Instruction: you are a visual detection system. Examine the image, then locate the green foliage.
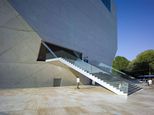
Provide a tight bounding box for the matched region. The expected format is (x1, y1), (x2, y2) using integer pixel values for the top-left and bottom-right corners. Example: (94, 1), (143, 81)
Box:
(127, 49), (154, 76)
(135, 49), (154, 63)
(112, 50), (154, 77)
(112, 56), (130, 72)
(150, 62), (154, 70)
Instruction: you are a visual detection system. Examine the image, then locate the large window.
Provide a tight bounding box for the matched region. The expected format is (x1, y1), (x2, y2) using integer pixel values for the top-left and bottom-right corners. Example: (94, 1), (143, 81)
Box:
(101, 0), (111, 12)
(37, 41), (82, 61)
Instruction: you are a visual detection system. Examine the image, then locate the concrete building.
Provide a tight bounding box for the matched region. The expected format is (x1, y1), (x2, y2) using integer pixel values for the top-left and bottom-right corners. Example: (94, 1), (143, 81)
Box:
(0, 0), (140, 95)
(9, 0), (117, 66)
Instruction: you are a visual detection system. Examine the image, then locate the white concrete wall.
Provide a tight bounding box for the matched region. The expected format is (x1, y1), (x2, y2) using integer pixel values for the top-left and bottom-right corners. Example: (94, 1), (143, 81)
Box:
(0, 0), (41, 63)
(0, 0), (90, 88)
(9, 0), (117, 66)
(0, 62), (81, 88)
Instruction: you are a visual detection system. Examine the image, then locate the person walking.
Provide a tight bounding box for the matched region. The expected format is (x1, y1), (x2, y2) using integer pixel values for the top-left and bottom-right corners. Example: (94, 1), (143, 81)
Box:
(148, 79), (152, 86)
(76, 76), (80, 89)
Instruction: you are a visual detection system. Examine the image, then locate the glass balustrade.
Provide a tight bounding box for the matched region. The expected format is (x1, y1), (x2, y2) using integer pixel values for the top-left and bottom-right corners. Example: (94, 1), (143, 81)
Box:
(64, 58), (129, 94)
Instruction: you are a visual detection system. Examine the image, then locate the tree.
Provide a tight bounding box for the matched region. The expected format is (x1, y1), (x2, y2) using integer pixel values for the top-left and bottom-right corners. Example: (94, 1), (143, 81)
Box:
(112, 56), (130, 72)
(149, 62), (154, 71)
(127, 49), (154, 76)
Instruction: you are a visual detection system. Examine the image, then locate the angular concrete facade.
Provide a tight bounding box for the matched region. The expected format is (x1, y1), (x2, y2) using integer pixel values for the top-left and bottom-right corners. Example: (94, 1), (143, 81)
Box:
(0, 0), (117, 88)
(9, 0), (117, 66)
(0, 0), (91, 88)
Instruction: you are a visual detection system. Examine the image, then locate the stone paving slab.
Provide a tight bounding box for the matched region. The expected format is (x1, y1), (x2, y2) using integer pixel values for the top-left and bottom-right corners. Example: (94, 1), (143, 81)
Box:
(0, 85), (154, 115)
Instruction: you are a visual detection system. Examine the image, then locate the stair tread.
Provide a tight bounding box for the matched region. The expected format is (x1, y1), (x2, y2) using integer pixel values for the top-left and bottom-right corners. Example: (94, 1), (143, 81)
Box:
(61, 58), (142, 95)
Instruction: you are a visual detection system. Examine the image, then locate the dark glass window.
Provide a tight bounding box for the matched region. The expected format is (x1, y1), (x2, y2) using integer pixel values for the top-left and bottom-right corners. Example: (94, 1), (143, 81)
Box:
(37, 41), (82, 61)
(101, 0), (111, 12)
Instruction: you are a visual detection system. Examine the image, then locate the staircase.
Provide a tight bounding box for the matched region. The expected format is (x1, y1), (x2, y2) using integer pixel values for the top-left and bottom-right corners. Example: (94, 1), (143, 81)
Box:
(127, 84), (142, 95)
(46, 57), (141, 96)
(93, 72), (142, 95)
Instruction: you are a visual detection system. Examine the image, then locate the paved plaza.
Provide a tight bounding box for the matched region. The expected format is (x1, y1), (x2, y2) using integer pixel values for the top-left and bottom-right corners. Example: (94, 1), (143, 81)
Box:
(0, 85), (154, 115)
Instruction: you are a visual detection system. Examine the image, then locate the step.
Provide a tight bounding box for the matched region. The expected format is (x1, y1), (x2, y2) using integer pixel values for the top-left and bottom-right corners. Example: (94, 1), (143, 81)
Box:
(46, 58), (141, 96)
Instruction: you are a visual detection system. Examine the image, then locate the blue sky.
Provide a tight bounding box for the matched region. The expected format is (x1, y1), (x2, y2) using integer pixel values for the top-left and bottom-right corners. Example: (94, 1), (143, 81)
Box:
(115, 0), (154, 61)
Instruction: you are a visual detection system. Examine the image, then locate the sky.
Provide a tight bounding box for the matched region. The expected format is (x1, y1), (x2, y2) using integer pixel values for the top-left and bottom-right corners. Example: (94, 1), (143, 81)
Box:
(115, 0), (154, 61)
